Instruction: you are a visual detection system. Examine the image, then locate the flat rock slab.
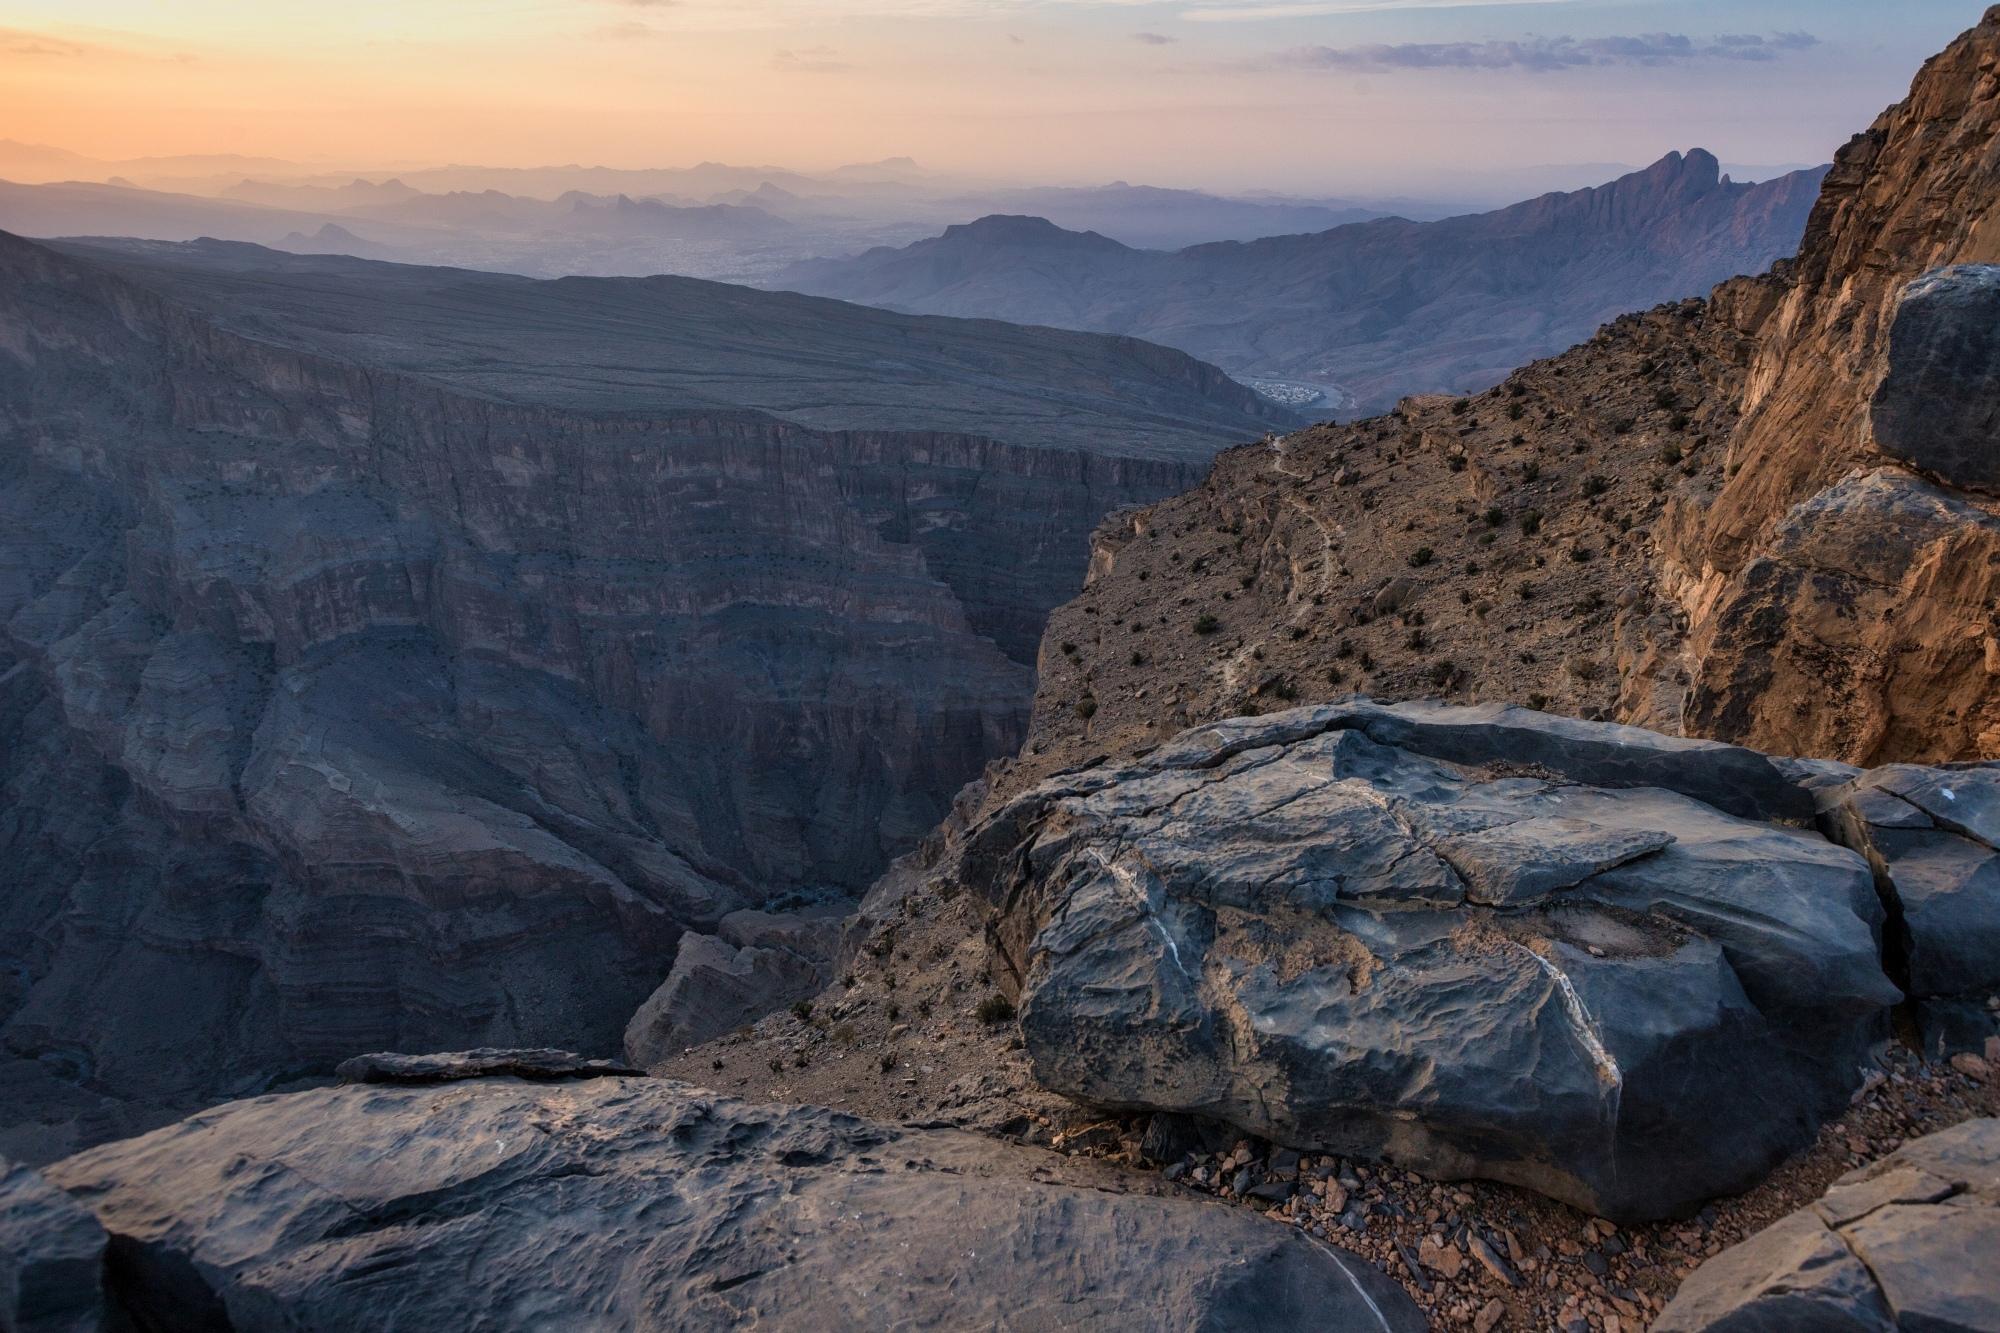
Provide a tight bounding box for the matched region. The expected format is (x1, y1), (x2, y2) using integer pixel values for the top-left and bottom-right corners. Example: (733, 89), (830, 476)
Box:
(1657, 1117), (2000, 1331)
(333, 1047), (641, 1084)
(961, 702), (1899, 1221)
(44, 1071), (1423, 1332)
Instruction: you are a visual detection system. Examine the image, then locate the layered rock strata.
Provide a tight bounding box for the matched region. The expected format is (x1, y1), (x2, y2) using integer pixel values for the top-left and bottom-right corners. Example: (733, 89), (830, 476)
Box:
(0, 227), (1269, 1158)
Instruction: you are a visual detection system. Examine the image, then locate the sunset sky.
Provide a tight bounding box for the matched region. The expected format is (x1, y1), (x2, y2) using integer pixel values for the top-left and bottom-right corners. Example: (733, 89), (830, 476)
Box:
(3, 1), (1985, 193)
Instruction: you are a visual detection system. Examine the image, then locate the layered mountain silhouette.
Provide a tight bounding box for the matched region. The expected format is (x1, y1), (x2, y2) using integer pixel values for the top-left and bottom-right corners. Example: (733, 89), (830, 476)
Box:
(778, 150), (1825, 414)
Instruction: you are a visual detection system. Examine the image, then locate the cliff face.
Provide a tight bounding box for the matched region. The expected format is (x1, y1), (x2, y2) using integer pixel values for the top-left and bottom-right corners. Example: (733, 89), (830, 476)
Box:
(0, 231), (1236, 1160)
(1008, 7), (2000, 781)
(1661, 7), (2000, 763)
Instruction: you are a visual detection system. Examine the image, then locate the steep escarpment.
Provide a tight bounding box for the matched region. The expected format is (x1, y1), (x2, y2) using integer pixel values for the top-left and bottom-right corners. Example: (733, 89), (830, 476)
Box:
(1660, 6), (2000, 763)
(0, 229), (1266, 1161)
(1012, 7), (2000, 781)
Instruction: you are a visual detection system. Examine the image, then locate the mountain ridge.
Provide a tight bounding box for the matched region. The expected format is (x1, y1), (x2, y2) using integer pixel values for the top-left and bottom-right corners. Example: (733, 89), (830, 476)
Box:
(777, 150), (1827, 414)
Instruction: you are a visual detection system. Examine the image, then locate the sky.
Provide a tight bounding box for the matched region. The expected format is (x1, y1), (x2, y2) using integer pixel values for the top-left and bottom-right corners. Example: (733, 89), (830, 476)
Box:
(1, 0), (1988, 195)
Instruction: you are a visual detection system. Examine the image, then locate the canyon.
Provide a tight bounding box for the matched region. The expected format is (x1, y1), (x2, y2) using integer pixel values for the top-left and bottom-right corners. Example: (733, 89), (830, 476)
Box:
(9, 8), (2000, 1331)
(0, 232), (1288, 1162)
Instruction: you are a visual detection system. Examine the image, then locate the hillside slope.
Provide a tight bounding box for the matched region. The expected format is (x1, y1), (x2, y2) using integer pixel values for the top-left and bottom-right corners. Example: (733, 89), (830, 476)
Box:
(778, 151), (1824, 415)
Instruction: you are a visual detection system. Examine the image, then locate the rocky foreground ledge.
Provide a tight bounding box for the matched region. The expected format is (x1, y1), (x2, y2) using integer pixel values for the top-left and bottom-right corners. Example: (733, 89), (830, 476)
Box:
(5, 1052), (1422, 1332)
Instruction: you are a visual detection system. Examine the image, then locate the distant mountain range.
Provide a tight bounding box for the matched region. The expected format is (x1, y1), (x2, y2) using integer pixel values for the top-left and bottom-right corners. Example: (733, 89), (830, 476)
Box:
(776, 150), (1827, 414)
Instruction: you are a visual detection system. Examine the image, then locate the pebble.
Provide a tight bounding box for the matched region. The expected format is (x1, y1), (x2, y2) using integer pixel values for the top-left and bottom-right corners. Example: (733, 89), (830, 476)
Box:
(1474, 1297), (1507, 1333)
(1470, 1233), (1521, 1287)
(1950, 1052), (1991, 1081)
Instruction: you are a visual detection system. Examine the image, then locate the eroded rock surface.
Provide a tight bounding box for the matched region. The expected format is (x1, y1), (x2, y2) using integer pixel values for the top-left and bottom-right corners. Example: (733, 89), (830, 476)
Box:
(0, 1156), (105, 1333)
(42, 1066), (1425, 1332)
(1655, 1117), (2000, 1332)
(959, 701), (1906, 1221)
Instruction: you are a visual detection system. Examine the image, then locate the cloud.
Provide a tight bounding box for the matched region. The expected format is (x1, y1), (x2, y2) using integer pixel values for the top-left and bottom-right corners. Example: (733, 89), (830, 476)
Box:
(0, 28), (91, 58)
(1131, 31), (1177, 45)
(1183, 0), (1582, 18)
(1267, 30), (1821, 73)
(772, 44), (851, 73)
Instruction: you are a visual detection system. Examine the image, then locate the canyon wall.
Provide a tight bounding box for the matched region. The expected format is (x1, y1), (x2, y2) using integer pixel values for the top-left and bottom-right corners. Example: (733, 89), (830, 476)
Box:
(0, 230), (1230, 1159)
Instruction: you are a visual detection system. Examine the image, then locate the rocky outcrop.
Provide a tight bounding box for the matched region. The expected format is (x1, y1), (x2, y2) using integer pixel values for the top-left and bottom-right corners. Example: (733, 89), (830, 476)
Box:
(1655, 1117), (2000, 1331)
(1664, 8), (2000, 764)
(0, 1156), (106, 1333)
(954, 701), (1965, 1222)
(0, 228), (1275, 1160)
(624, 908), (847, 1065)
(40, 1063), (1425, 1332)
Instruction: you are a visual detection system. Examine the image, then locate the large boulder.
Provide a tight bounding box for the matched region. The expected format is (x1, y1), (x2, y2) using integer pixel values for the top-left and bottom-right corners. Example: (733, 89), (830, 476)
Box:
(0, 1156), (105, 1333)
(42, 1061), (1423, 1332)
(624, 908), (846, 1066)
(1872, 265), (2000, 492)
(1656, 1117), (2000, 1331)
(1821, 763), (2000, 1056)
(961, 702), (1901, 1222)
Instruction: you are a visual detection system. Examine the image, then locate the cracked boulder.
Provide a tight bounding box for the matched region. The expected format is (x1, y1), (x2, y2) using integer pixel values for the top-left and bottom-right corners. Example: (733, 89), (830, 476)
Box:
(1821, 764), (2000, 1056)
(1656, 1117), (2000, 1331)
(960, 701), (1901, 1222)
(41, 1063), (1423, 1332)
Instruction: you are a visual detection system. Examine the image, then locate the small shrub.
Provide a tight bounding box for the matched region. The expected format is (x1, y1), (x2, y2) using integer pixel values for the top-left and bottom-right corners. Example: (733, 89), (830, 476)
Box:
(1580, 475), (1609, 499)
(1527, 692), (1551, 711)
(975, 995), (1017, 1026)
(1408, 546), (1435, 568)
(1060, 641), (1077, 656)
(1518, 510), (1543, 536)
(879, 1051), (897, 1074)
(791, 999), (814, 1023)
(1194, 613), (1221, 635)
(1569, 545), (1594, 564)
(1482, 506), (1504, 527)
(1076, 696), (1098, 720)
(1659, 444), (1683, 465)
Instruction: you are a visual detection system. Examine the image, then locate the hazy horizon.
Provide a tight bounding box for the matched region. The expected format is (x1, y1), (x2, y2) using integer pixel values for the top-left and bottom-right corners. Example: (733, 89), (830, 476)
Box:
(4, 1), (1984, 198)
